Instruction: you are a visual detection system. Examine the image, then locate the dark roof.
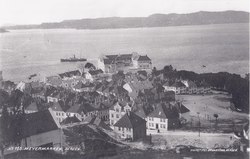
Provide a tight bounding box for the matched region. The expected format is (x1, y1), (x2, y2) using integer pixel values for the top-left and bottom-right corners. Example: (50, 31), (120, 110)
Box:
(66, 103), (96, 114)
(137, 70), (147, 77)
(50, 102), (63, 111)
(18, 109), (59, 138)
(83, 116), (112, 130)
(89, 69), (103, 76)
(116, 54), (133, 61)
(105, 55), (118, 60)
(61, 116), (81, 125)
(148, 103), (180, 119)
(74, 82), (95, 89)
(178, 103), (190, 114)
(26, 102), (38, 111)
(58, 70), (81, 78)
(171, 81), (186, 88)
(114, 112), (146, 128)
(137, 55), (151, 61)
(103, 59), (114, 65)
(134, 107), (147, 119)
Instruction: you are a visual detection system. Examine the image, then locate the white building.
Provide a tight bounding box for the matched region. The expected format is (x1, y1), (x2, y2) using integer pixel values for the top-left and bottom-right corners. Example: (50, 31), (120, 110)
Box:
(109, 102), (131, 127)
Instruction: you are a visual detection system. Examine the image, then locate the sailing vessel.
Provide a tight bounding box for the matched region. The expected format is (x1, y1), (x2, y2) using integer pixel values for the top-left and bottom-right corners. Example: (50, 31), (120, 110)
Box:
(60, 54), (87, 62)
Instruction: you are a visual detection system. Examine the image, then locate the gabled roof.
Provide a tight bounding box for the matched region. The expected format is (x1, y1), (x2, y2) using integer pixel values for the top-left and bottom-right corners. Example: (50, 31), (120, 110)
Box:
(50, 102), (63, 112)
(58, 70), (81, 78)
(105, 55), (118, 60)
(66, 103), (96, 114)
(134, 107), (147, 119)
(26, 102), (39, 112)
(171, 81), (186, 88)
(103, 59), (114, 65)
(74, 82), (95, 90)
(110, 102), (131, 111)
(83, 116), (112, 130)
(49, 91), (60, 98)
(114, 112), (146, 128)
(16, 109), (59, 138)
(175, 102), (190, 114)
(61, 115), (81, 125)
(116, 54), (133, 61)
(88, 69), (103, 76)
(148, 103), (180, 119)
(137, 55), (151, 61)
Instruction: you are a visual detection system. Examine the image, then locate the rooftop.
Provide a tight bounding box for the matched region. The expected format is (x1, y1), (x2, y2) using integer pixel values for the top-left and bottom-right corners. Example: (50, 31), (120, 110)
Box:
(114, 112), (146, 128)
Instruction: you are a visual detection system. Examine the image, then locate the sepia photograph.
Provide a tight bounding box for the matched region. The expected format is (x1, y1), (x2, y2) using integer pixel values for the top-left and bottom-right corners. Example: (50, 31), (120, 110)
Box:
(0, 0), (249, 158)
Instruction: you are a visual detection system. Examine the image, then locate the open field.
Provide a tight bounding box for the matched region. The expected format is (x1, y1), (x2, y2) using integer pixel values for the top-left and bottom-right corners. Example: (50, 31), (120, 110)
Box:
(176, 93), (249, 133)
(176, 93), (249, 121)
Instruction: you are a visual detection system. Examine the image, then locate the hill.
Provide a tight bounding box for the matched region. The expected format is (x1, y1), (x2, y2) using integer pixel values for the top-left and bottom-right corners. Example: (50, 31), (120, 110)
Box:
(5, 11), (249, 30)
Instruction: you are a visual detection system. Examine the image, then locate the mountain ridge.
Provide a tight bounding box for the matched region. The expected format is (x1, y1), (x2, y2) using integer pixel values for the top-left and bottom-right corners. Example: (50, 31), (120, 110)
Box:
(5, 10), (249, 30)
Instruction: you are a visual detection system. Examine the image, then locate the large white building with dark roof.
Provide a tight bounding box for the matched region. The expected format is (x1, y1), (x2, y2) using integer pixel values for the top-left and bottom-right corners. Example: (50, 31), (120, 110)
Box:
(98, 52), (152, 73)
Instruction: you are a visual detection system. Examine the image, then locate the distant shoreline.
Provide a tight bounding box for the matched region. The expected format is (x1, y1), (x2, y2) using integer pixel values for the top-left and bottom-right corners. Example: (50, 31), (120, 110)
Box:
(4, 11), (249, 30)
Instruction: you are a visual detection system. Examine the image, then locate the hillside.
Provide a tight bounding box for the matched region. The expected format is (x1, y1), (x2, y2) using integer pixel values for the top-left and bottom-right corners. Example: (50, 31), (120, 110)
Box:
(5, 11), (249, 30)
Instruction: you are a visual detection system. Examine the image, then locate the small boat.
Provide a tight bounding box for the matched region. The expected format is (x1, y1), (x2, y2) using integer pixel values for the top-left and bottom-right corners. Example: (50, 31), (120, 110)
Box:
(60, 54), (87, 62)
(28, 74), (37, 79)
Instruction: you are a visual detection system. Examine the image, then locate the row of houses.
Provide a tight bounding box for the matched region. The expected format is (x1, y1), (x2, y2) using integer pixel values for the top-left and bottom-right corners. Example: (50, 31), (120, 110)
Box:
(163, 80), (212, 95)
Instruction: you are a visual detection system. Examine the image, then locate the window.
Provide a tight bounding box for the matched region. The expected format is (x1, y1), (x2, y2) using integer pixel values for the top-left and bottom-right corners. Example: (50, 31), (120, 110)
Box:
(118, 127), (121, 131)
(111, 113), (114, 118)
(163, 124), (166, 129)
(116, 108), (119, 112)
(116, 114), (119, 118)
(152, 123), (154, 127)
(149, 123), (151, 127)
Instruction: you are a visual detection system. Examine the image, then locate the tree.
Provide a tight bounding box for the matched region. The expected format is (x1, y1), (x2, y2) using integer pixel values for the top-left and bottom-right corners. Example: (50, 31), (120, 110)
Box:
(85, 62), (96, 70)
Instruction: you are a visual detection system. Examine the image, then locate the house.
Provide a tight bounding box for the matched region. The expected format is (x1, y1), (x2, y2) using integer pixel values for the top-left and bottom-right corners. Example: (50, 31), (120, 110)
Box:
(133, 55), (152, 70)
(61, 115), (81, 126)
(58, 70), (81, 79)
(10, 108), (62, 149)
(123, 79), (153, 100)
(92, 102), (112, 121)
(113, 112), (146, 141)
(133, 106), (147, 119)
(0, 80), (16, 93)
(163, 81), (186, 94)
(88, 69), (104, 79)
(47, 91), (61, 103)
(66, 103), (98, 121)
(25, 102), (39, 114)
(50, 101), (66, 123)
(83, 115), (112, 130)
(98, 53), (152, 73)
(174, 102), (190, 122)
(45, 76), (62, 87)
(147, 103), (180, 132)
(109, 102), (132, 127)
(73, 81), (95, 92)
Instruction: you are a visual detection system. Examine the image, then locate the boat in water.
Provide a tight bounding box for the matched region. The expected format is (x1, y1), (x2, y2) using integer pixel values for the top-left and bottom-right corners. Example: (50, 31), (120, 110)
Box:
(60, 55), (87, 62)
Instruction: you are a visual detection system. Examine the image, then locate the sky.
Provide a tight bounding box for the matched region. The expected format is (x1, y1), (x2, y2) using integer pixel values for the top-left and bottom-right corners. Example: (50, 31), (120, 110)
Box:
(0, 0), (249, 26)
